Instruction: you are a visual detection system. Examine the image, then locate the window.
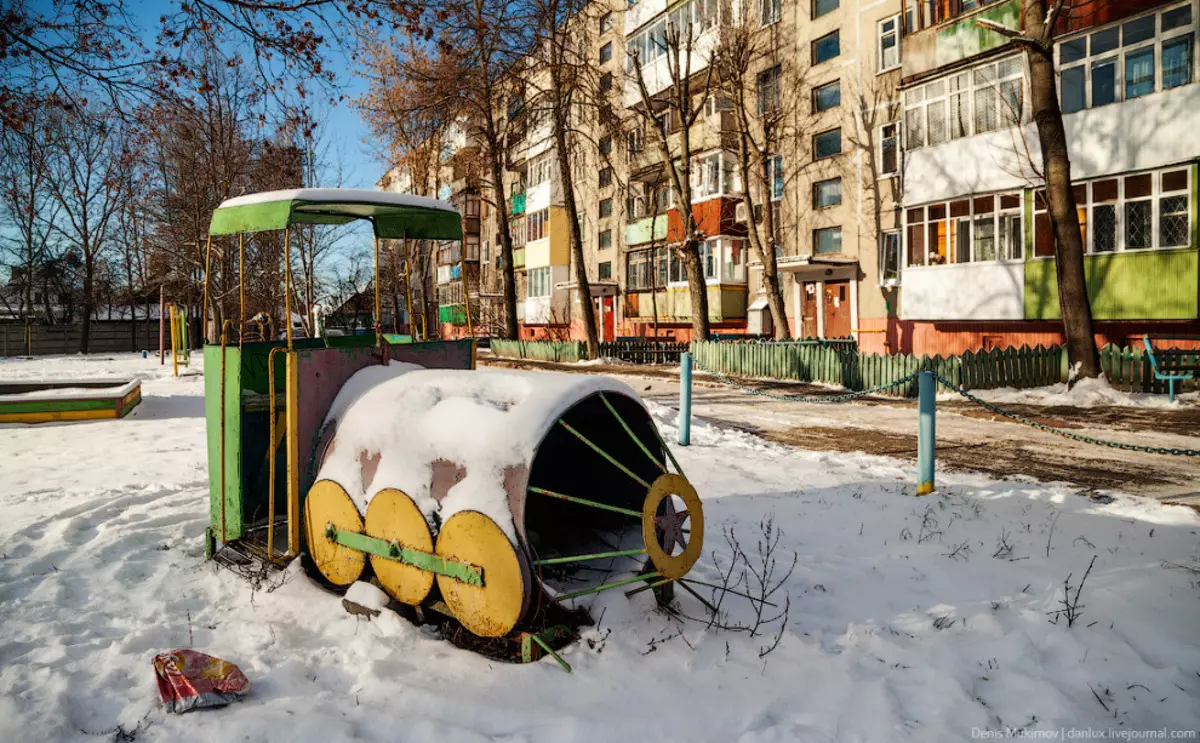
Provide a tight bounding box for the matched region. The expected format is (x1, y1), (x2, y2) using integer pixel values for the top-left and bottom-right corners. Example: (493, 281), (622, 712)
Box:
(692, 151), (739, 198)
(600, 42), (613, 63)
(706, 94), (734, 118)
(669, 249), (687, 282)
(813, 80), (841, 112)
(599, 72), (613, 93)
(698, 241), (717, 279)
(528, 152), (555, 185)
(600, 12), (613, 33)
(721, 238), (746, 282)
(902, 56), (1024, 149)
(769, 155), (784, 200)
(814, 0), (838, 18)
(880, 122), (899, 176)
(599, 135), (613, 156)
(655, 184), (676, 210)
(813, 30), (840, 65)
(526, 209), (549, 242)
(906, 192), (1024, 266)
(880, 231), (901, 284)
(813, 128), (841, 159)
(757, 65), (782, 115)
(599, 198), (613, 218)
(878, 15), (900, 71)
(626, 0), (720, 73)
(761, 0), (780, 25)
(626, 248), (668, 290)
(627, 128), (643, 154)
(527, 266), (552, 298)
(599, 167), (613, 188)
(599, 262), (613, 280)
(1057, 3), (1194, 112)
(1033, 167), (1191, 255)
(813, 177), (841, 208)
(599, 230), (613, 250)
(814, 227), (842, 255)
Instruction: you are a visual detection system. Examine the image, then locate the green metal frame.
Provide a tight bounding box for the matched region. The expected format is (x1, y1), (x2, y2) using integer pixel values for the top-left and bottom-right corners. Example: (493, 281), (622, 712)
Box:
(325, 526), (484, 587)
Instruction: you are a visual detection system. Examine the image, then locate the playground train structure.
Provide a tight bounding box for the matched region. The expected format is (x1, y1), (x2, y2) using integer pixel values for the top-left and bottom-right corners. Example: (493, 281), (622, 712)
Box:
(202, 189), (703, 666)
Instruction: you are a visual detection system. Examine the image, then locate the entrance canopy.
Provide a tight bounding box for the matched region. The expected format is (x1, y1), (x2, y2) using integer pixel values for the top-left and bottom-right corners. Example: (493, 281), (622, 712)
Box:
(208, 188), (462, 241)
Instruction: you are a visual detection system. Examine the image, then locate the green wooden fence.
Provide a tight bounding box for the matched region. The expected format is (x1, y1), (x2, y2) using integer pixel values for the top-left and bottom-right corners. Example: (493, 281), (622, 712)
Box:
(490, 339), (586, 362)
(599, 340), (689, 364)
(689, 341), (1197, 397)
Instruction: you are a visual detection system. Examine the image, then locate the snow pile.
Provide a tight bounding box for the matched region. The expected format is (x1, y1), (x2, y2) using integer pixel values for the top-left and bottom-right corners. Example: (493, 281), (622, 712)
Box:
(317, 367), (638, 539)
(0, 354), (1198, 742)
(942, 375), (1197, 408)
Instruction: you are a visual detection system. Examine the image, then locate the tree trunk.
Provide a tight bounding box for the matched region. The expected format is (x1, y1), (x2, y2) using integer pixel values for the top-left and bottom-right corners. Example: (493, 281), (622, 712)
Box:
(486, 141), (520, 340)
(1025, 1), (1099, 378)
(80, 258), (94, 354)
(735, 130), (790, 339)
(547, 64), (600, 359)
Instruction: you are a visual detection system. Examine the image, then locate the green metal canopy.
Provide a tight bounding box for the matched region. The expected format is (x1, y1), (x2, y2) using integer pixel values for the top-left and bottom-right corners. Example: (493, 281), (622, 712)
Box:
(208, 188), (462, 240)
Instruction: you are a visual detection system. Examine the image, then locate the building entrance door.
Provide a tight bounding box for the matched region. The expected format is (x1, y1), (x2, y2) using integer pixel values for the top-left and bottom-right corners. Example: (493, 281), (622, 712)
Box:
(823, 280), (851, 338)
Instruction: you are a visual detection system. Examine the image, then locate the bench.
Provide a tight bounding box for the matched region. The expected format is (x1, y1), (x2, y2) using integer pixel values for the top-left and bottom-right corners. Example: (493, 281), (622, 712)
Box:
(1142, 334), (1200, 402)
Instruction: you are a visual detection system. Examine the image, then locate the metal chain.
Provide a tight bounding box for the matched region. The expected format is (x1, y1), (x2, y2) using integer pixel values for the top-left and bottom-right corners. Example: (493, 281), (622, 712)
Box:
(686, 358), (1199, 456)
(935, 374), (1200, 457)
(689, 356), (918, 403)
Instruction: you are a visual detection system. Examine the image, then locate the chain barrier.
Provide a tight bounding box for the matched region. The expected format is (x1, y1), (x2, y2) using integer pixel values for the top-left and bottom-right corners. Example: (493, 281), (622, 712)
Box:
(689, 355), (918, 403)
(686, 357), (1199, 456)
(934, 374), (1200, 457)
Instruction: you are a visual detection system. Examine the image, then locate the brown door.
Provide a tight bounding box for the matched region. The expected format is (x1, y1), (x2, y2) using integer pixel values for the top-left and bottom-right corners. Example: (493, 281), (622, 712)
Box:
(801, 282), (819, 339)
(823, 281), (851, 338)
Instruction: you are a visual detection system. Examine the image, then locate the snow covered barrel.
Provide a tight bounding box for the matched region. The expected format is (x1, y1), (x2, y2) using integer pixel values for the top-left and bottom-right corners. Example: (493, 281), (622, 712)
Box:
(303, 366), (703, 638)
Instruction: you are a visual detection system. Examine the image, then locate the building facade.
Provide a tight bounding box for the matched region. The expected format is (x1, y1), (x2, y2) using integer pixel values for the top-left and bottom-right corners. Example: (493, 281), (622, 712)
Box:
(378, 0), (1200, 353)
(894, 0), (1199, 354)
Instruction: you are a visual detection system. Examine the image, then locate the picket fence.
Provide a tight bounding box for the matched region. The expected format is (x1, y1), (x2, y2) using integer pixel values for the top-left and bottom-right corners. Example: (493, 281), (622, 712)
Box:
(488, 338), (1198, 397)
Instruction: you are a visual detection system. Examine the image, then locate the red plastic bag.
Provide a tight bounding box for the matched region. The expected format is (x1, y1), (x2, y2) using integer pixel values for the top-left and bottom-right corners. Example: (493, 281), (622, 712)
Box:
(152, 650), (249, 714)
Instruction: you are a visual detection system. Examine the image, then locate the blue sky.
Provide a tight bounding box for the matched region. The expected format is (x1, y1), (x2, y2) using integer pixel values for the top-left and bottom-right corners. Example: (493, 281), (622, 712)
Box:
(120, 1), (384, 189)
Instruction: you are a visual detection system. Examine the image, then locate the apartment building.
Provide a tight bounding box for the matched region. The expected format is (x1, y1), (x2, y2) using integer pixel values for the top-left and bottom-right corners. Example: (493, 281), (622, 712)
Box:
(895, 0), (1199, 355)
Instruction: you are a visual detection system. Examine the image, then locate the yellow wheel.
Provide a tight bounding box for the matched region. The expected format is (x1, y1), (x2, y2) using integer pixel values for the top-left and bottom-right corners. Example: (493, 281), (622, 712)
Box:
(435, 511), (525, 638)
(303, 479), (366, 587)
(642, 474), (704, 580)
(364, 488), (435, 605)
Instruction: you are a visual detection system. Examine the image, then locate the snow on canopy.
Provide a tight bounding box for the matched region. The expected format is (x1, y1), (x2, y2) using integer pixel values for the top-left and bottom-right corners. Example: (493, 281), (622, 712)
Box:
(208, 188), (462, 239)
(315, 366), (640, 540)
(215, 188), (456, 213)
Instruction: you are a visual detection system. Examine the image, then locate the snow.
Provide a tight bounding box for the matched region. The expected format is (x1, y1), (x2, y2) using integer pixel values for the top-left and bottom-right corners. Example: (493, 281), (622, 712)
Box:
(1, 353), (1199, 742)
(945, 375), (1199, 408)
(216, 188), (456, 214)
(343, 582), (390, 612)
(317, 367), (638, 541)
(0, 379), (138, 400)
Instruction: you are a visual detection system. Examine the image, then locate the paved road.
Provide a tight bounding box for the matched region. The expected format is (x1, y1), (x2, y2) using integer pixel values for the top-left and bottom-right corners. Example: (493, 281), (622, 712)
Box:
(480, 354), (1200, 507)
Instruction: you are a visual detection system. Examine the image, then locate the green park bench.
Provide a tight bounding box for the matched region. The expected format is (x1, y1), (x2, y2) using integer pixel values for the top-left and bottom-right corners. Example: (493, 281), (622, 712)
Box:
(1142, 335), (1200, 402)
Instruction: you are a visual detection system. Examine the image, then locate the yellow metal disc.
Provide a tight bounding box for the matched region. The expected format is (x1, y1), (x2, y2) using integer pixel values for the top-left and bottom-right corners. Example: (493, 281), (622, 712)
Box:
(642, 474), (704, 580)
(434, 511), (525, 638)
(364, 488), (435, 605)
(303, 479), (366, 587)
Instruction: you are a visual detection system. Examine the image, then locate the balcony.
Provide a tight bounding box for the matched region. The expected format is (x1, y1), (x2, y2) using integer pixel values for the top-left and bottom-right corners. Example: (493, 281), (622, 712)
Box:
(514, 247), (526, 269)
(902, 0), (1020, 80)
(626, 215), (668, 247)
(511, 191), (526, 216)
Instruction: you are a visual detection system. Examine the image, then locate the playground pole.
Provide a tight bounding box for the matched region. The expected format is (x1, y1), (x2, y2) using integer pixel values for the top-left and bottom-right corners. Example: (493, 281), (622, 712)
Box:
(679, 352), (692, 446)
(159, 286), (165, 365)
(917, 371), (936, 495)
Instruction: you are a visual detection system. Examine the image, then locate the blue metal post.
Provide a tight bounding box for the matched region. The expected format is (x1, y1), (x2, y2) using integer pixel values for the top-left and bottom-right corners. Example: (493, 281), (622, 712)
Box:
(679, 352), (692, 446)
(917, 371), (935, 495)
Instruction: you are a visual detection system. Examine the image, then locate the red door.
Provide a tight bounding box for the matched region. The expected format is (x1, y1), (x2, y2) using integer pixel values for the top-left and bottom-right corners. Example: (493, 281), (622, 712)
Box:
(597, 297), (615, 342)
(801, 282), (819, 339)
(823, 281), (851, 338)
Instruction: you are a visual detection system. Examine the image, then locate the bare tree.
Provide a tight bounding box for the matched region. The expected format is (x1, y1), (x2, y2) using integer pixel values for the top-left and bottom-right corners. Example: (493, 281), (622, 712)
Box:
(44, 106), (132, 352)
(982, 2), (1099, 378)
(629, 20), (714, 341)
(528, 0), (602, 357)
(0, 100), (62, 324)
(711, 21), (791, 338)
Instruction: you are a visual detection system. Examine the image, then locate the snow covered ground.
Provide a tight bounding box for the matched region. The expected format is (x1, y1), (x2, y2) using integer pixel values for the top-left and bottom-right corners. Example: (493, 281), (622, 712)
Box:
(944, 376), (1199, 408)
(1, 353), (1198, 742)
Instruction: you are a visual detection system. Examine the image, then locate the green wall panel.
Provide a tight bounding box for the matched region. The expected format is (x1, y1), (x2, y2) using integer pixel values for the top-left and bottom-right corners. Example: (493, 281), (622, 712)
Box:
(1024, 249), (1199, 320)
(935, 0), (1020, 68)
(205, 346), (244, 542)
